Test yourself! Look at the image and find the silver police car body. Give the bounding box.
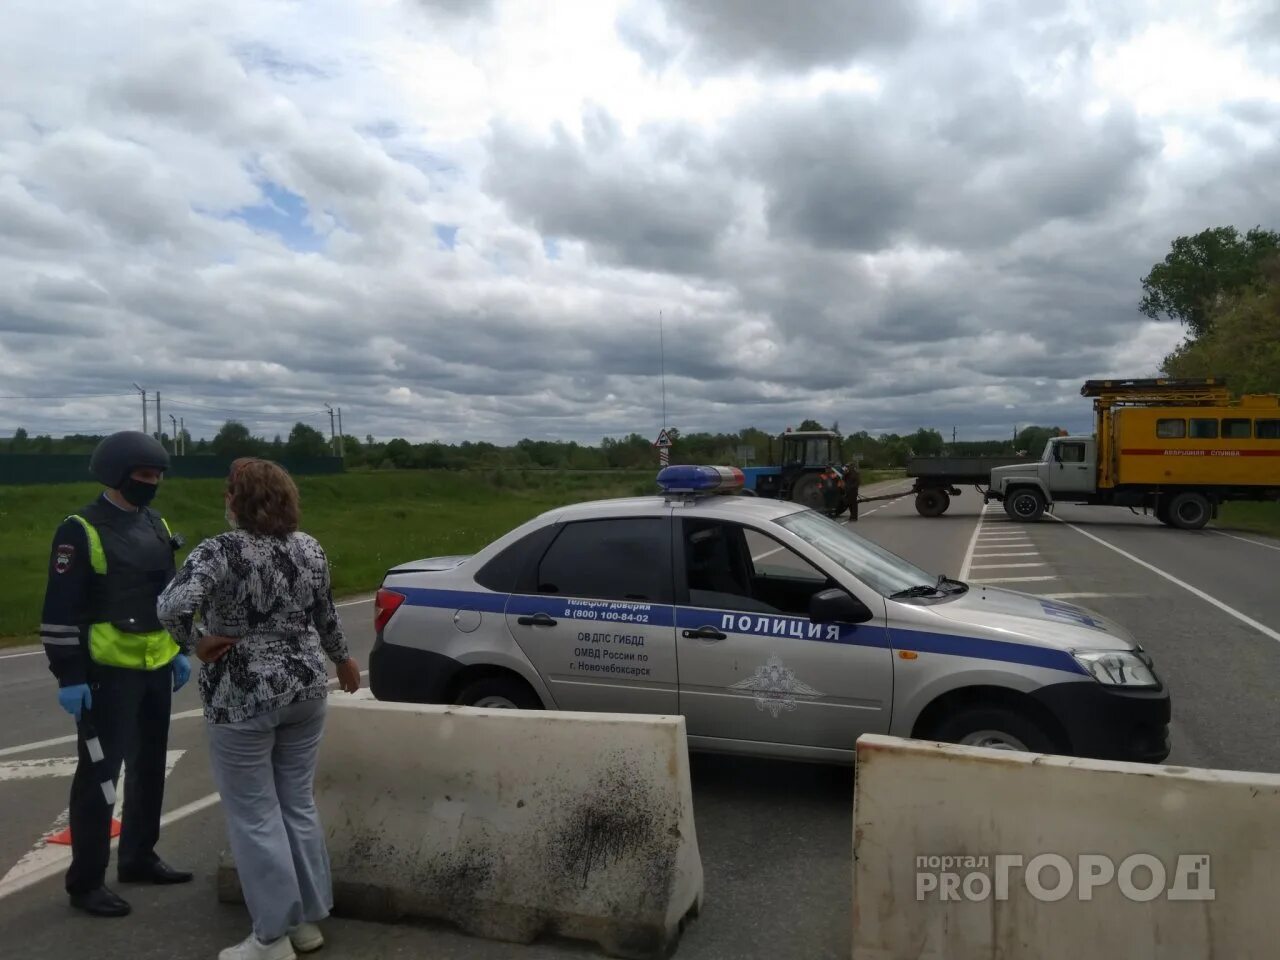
[369,470,1170,764]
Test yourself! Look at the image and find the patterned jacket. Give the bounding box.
[157,530,350,724]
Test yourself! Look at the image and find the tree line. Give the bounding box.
[2,417,1065,472]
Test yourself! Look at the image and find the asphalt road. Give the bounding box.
[2,478,1279,959]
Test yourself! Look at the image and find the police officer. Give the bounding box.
[40,431,193,917]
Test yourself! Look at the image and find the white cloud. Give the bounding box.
[0,0,1276,445]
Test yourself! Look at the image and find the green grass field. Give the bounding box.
[0,470,658,646]
[0,465,909,647]
[1217,501,1280,537]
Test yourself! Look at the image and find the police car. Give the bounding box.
[369,465,1170,764]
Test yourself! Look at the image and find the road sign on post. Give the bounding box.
[655,429,672,467]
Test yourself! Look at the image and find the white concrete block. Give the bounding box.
[852,735,1280,960]
[219,697,703,959]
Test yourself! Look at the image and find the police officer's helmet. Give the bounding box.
[90,431,171,488]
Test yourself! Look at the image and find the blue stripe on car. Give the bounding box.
[396,588,1086,676]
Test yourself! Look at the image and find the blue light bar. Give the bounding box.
[656,465,746,495]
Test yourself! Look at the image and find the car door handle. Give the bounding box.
[517,612,557,627]
[682,626,727,641]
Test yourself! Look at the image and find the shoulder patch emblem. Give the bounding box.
[54,544,76,574]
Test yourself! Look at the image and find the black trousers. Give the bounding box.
[65,664,173,895]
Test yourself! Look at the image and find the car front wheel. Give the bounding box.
[929,705,1060,754]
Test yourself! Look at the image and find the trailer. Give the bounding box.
[890,456,1027,516]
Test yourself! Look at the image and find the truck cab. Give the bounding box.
[990,436,1098,520]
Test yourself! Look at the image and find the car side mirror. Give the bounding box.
[810,588,874,625]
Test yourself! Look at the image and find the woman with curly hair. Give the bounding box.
[158,458,360,960]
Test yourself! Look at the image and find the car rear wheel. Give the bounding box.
[1167,492,1211,530]
[454,675,542,710]
[930,705,1059,754]
[1007,488,1046,522]
[915,489,950,517]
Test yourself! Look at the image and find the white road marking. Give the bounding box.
[1051,517,1280,644]
[0,650,41,661]
[859,495,909,517]
[0,789,218,901]
[0,598,376,663]
[970,562,1046,570]
[1211,530,1280,552]
[978,532,1031,539]
[0,756,82,781]
[971,551,1039,558]
[959,503,993,581]
[973,575,1058,584]
[0,751,185,894]
[0,671,367,758]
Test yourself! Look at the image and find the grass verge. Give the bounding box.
[1216,501,1280,538]
[0,469,653,647]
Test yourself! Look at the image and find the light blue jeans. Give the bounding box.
[207,697,332,942]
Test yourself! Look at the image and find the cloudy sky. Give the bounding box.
[2,0,1278,445]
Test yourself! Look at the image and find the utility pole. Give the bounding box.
[133,383,147,434]
[336,407,345,459]
[324,403,337,456]
[155,392,162,443]
[169,415,178,455]
[952,426,957,444]
[179,418,185,455]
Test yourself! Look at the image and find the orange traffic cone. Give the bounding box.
[46,819,121,845]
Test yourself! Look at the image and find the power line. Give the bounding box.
[164,397,329,418]
[0,392,136,400]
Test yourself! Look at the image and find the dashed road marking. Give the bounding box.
[972,551,1038,558]
[970,562,1046,570]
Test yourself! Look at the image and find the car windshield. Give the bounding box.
[774,509,948,597]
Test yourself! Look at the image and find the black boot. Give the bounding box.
[69,886,131,917]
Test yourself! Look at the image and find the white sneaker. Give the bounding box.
[290,922,324,953]
[218,932,297,960]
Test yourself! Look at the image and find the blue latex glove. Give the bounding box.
[58,683,92,721]
[171,654,191,692]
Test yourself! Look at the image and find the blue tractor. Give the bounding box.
[740,429,854,517]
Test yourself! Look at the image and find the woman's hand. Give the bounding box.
[195,633,237,664]
[336,657,362,694]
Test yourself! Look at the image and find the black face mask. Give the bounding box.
[120,477,159,508]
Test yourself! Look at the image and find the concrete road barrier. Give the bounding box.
[852,734,1280,959]
[218,698,703,959]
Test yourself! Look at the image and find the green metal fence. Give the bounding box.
[0,455,345,486]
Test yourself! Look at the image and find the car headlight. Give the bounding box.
[1072,649,1159,687]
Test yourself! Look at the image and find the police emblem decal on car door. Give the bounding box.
[729,655,824,718]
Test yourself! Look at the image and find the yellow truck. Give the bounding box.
[988,378,1280,529]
